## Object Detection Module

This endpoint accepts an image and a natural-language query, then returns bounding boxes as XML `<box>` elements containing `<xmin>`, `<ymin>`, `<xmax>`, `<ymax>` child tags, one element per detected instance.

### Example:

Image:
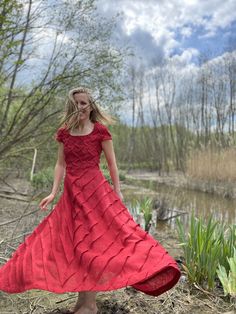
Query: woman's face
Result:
<box><xmin>73</xmin><ymin>92</ymin><xmax>92</xmax><ymax>121</ymax></box>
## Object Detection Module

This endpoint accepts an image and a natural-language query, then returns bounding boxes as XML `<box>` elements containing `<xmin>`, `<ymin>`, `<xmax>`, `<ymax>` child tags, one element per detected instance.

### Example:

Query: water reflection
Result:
<box><xmin>122</xmin><ymin>182</ymin><xmax>236</xmax><ymax>231</ymax></box>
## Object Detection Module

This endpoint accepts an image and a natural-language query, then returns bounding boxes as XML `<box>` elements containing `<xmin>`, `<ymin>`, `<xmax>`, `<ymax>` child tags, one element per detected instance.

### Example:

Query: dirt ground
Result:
<box><xmin>0</xmin><ymin>280</ymin><xmax>234</xmax><ymax>314</ymax></box>
<box><xmin>0</xmin><ymin>178</ymin><xmax>235</xmax><ymax>314</ymax></box>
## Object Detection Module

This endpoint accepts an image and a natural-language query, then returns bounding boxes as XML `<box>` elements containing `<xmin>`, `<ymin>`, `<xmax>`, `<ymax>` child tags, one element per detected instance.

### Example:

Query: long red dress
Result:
<box><xmin>0</xmin><ymin>121</ymin><xmax>180</xmax><ymax>296</ymax></box>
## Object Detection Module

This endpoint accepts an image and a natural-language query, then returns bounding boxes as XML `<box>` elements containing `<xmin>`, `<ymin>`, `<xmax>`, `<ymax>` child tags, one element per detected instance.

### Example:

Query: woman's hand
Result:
<box><xmin>115</xmin><ymin>189</ymin><xmax>124</xmax><ymax>201</ymax></box>
<box><xmin>39</xmin><ymin>193</ymin><xmax>55</xmax><ymax>211</ymax></box>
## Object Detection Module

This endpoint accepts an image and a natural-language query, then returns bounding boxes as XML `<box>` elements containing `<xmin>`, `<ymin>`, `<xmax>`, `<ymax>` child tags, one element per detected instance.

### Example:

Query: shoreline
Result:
<box><xmin>124</xmin><ymin>169</ymin><xmax>236</xmax><ymax>199</ymax></box>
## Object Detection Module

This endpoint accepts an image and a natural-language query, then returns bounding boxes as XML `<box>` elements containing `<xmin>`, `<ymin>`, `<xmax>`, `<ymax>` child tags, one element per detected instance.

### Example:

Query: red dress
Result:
<box><xmin>0</xmin><ymin>121</ymin><xmax>180</xmax><ymax>296</ymax></box>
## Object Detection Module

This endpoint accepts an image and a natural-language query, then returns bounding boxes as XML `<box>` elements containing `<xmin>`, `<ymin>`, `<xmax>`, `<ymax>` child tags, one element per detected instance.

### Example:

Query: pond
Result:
<box><xmin>122</xmin><ymin>180</ymin><xmax>236</xmax><ymax>232</ymax></box>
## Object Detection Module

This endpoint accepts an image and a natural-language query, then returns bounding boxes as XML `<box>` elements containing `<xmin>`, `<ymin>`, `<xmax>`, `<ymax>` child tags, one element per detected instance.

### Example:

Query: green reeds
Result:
<box><xmin>177</xmin><ymin>212</ymin><xmax>236</xmax><ymax>291</ymax></box>
<box><xmin>220</xmin><ymin>224</ymin><xmax>236</xmax><ymax>272</ymax></box>
<box><xmin>139</xmin><ymin>197</ymin><xmax>153</xmax><ymax>231</ymax></box>
<box><xmin>130</xmin><ymin>197</ymin><xmax>153</xmax><ymax>231</ymax></box>
<box><xmin>217</xmin><ymin>248</ymin><xmax>236</xmax><ymax>298</ymax></box>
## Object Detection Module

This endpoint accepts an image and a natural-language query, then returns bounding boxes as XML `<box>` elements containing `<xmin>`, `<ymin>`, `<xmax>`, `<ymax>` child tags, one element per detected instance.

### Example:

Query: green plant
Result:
<box><xmin>100</xmin><ymin>163</ymin><xmax>126</xmax><ymax>183</ymax></box>
<box><xmin>31</xmin><ymin>167</ymin><xmax>54</xmax><ymax>190</ymax></box>
<box><xmin>130</xmin><ymin>198</ymin><xmax>153</xmax><ymax>231</ymax></box>
<box><xmin>177</xmin><ymin>213</ymin><xmax>223</xmax><ymax>290</ymax></box>
<box><xmin>217</xmin><ymin>247</ymin><xmax>236</xmax><ymax>298</ymax></box>
<box><xmin>139</xmin><ymin>197</ymin><xmax>153</xmax><ymax>231</ymax></box>
<box><xmin>129</xmin><ymin>199</ymin><xmax>141</xmax><ymax>219</ymax></box>
<box><xmin>100</xmin><ymin>163</ymin><xmax>112</xmax><ymax>183</ymax></box>
<box><xmin>220</xmin><ymin>225</ymin><xmax>236</xmax><ymax>272</ymax></box>
<box><xmin>119</xmin><ymin>170</ymin><xmax>126</xmax><ymax>181</ymax></box>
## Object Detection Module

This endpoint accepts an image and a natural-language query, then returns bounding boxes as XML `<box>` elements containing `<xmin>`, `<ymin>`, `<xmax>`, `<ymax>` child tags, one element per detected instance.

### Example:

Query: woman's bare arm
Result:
<box><xmin>102</xmin><ymin>140</ymin><xmax>123</xmax><ymax>200</ymax></box>
<box><xmin>39</xmin><ymin>143</ymin><xmax>66</xmax><ymax>210</ymax></box>
<box><xmin>51</xmin><ymin>142</ymin><xmax>66</xmax><ymax>196</ymax></box>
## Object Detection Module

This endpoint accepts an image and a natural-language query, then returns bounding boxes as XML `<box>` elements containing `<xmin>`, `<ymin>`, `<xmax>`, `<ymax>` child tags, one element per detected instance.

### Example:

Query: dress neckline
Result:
<box><xmin>67</xmin><ymin>122</ymin><xmax>97</xmax><ymax>137</ymax></box>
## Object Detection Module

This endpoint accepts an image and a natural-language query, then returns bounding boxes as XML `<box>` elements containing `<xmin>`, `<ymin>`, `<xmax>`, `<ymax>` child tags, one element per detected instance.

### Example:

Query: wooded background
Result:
<box><xmin>1</xmin><ymin>0</ymin><xmax>236</xmax><ymax>182</ymax></box>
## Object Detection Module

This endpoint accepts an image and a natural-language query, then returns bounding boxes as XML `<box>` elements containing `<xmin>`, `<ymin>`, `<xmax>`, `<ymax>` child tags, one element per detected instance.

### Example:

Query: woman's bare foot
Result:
<box><xmin>70</xmin><ymin>300</ymin><xmax>83</xmax><ymax>313</ymax></box>
<box><xmin>74</xmin><ymin>304</ymin><xmax>98</xmax><ymax>314</ymax></box>
<box><xmin>69</xmin><ymin>292</ymin><xmax>86</xmax><ymax>313</ymax></box>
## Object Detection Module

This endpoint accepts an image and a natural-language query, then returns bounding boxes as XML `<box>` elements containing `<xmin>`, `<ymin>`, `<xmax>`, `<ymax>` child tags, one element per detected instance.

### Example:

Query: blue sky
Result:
<box><xmin>97</xmin><ymin>0</ymin><xmax>236</xmax><ymax>66</ymax></box>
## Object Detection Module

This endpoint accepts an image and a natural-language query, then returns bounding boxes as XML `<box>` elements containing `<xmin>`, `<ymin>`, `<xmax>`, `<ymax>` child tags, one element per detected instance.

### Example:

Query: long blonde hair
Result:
<box><xmin>59</xmin><ymin>87</ymin><xmax>116</xmax><ymax>131</ymax></box>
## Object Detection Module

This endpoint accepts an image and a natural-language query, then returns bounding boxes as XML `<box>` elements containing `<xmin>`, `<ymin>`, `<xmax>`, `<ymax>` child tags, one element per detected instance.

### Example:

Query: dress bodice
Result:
<box><xmin>55</xmin><ymin>121</ymin><xmax>112</xmax><ymax>172</ymax></box>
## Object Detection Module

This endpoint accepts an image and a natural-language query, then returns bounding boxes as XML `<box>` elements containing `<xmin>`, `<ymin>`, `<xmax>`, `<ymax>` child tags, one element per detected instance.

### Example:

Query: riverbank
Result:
<box><xmin>125</xmin><ymin>169</ymin><xmax>236</xmax><ymax>199</ymax></box>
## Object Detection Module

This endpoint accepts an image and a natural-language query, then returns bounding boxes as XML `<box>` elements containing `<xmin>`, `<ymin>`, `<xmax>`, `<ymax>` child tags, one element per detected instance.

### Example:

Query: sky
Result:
<box><xmin>18</xmin><ymin>0</ymin><xmax>236</xmax><ymax>125</ymax></box>
<box><xmin>21</xmin><ymin>0</ymin><xmax>236</xmax><ymax>84</ymax></box>
<box><xmin>94</xmin><ymin>0</ymin><xmax>236</xmax><ymax>124</ymax></box>
<box><xmin>97</xmin><ymin>0</ymin><xmax>236</xmax><ymax>67</ymax></box>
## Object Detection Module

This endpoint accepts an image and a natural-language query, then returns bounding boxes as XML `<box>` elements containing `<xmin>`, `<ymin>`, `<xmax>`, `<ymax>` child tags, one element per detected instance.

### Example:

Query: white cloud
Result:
<box><xmin>204</xmin><ymin>1</ymin><xmax>236</xmax><ymax>36</ymax></box>
<box><xmin>180</xmin><ymin>26</ymin><xmax>192</xmax><ymax>38</ymax></box>
<box><xmin>171</xmin><ymin>48</ymin><xmax>200</xmax><ymax>65</ymax></box>
<box><xmin>98</xmin><ymin>0</ymin><xmax>236</xmax><ymax>59</ymax></box>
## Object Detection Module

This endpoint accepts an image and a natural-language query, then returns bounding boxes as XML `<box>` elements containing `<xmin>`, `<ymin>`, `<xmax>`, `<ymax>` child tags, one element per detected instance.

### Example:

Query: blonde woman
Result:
<box><xmin>0</xmin><ymin>87</ymin><xmax>181</xmax><ymax>314</ymax></box>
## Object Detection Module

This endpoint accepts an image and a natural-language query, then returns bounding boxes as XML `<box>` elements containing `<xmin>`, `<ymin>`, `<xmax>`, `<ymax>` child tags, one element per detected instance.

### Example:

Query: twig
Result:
<box><xmin>55</xmin><ymin>296</ymin><xmax>77</xmax><ymax>304</ymax></box>
<box><xmin>4</xmin><ymin>232</ymin><xmax>31</xmax><ymax>242</ymax></box>
<box><xmin>6</xmin><ymin>244</ymin><xmax>17</xmax><ymax>251</ymax></box>
<box><xmin>0</xmin><ymin>208</ymin><xmax>40</xmax><ymax>226</ymax></box>
<box><xmin>0</xmin><ymin>256</ymin><xmax>9</xmax><ymax>262</ymax></box>
<box><xmin>0</xmin><ymin>193</ymin><xmax>30</xmax><ymax>202</ymax></box>
<box><xmin>0</xmin><ymin>177</ymin><xmax>18</xmax><ymax>192</ymax></box>
<box><xmin>160</xmin><ymin>212</ymin><xmax>188</xmax><ymax>221</ymax></box>
<box><xmin>193</xmin><ymin>283</ymin><xmax>222</xmax><ymax>298</ymax></box>
<box><xmin>0</xmin><ymin>188</ymin><xmax>29</xmax><ymax>196</ymax></box>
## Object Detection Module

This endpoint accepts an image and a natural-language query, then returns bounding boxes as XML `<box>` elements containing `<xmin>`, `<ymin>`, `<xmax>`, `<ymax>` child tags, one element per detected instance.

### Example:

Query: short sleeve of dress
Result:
<box><xmin>99</xmin><ymin>124</ymin><xmax>112</xmax><ymax>141</ymax></box>
<box><xmin>54</xmin><ymin>128</ymin><xmax>65</xmax><ymax>143</ymax></box>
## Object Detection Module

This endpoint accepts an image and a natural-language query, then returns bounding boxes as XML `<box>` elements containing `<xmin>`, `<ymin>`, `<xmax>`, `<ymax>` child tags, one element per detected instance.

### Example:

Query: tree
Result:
<box><xmin>0</xmin><ymin>0</ymin><xmax>125</xmax><ymax>164</ymax></box>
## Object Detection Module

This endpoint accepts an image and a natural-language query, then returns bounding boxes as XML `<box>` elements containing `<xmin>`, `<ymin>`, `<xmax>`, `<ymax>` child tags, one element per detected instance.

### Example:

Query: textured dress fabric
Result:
<box><xmin>0</xmin><ymin>121</ymin><xmax>181</xmax><ymax>296</ymax></box>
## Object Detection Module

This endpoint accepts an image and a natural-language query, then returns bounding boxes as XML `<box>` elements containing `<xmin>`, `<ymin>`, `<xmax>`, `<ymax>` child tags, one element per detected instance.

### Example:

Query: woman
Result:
<box><xmin>0</xmin><ymin>87</ymin><xmax>181</xmax><ymax>314</ymax></box>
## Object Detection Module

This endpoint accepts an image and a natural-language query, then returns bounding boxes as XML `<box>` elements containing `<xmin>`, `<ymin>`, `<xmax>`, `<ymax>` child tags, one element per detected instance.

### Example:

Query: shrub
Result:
<box><xmin>31</xmin><ymin>167</ymin><xmax>54</xmax><ymax>190</ymax></box>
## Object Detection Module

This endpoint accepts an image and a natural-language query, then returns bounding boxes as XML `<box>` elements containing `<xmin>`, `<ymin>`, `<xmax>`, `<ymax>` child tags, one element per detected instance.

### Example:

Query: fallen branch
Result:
<box><xmin>158</xmin><ymin>212</ymin><xmax>188</xmax><ymax>221</ymax></box>
<box><xmin>0</xmin><ymin>192</ymin><xmax>31</xmax><ymax>202</ymax></box>
<box><xmin>4</xmin><ymin>232</ymin><xmax>31</xmax><ymax>242</ymax></box>
<box><xmin>0</xmin><ymin>208</ymin><xmax>40</xmax><ymax>226</ymax></box>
